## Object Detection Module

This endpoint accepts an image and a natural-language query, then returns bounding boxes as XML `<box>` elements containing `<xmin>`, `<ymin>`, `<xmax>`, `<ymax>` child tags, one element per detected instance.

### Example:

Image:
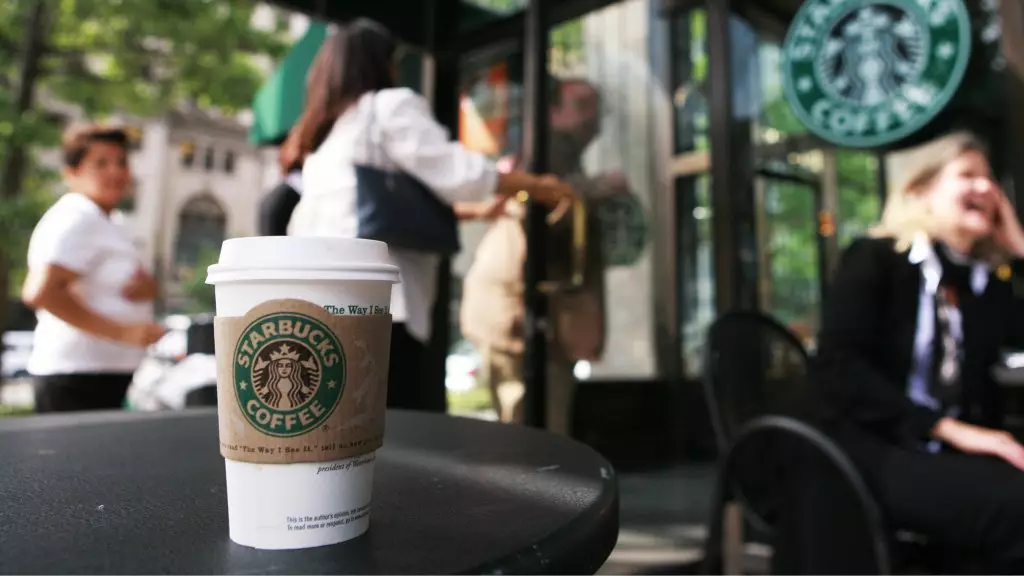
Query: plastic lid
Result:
<box><xmin>206</xmin><ymin>237</ymin><xmax>401</xmax><ymax>285</ymax></box>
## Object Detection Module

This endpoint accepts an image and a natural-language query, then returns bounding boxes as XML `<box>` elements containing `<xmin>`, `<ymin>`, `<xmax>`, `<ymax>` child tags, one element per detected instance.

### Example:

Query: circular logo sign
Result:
<box><xmin>782</xmin><ymin>0</ymin><xmax>971</xmax><ymax>148</ymax></box>
<box><xmin>233</xmin><ymin>312</ymin><xmax>346</xmax><ymax>437</ymax></box>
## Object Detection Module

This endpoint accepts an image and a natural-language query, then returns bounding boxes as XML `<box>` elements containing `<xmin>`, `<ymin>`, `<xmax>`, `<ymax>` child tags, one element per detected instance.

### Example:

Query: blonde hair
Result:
<box><xmin>869</xmin><ymin>131</ymin><xmax>1007</xmax><ymax>265</ymax></box>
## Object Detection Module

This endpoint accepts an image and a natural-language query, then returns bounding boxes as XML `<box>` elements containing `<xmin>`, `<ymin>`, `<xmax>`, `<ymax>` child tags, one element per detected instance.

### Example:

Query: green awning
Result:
<box><xmin>249</xmin><ymin>21</ymin><xmax>327</xmax><ymax>146</ymax></box>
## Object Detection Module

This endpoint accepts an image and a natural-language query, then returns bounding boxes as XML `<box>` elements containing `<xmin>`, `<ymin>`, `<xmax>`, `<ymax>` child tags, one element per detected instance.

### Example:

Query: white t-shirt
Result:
<box><xmin>26</xmin><ymin>193</ymin><xmax>154</xmax><ymax>375</ymax></box>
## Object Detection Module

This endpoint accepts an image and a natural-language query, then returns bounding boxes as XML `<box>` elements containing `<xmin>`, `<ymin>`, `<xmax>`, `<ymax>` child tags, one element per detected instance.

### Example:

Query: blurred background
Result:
<box><xmin>0</xmin><ymin>0</ymin><xmax>1019</xmax><ymax>572</ymax></box>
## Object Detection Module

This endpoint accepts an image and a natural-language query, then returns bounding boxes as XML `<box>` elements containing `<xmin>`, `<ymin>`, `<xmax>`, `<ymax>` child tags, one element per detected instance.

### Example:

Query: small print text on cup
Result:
<box><xmin>286</xmin><ymin>504</ymin><xmax>370</xmax><ymax>532</ymax></box>
<box><xmin>322</xmin><ymin>304</ymin><xmax>390</xmax><ymax>315</ymax></box>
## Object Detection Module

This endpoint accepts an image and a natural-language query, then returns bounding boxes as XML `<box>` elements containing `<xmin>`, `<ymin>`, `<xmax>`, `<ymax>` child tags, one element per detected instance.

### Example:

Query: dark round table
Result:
<box><xmin>0</xmin><ymin>409</ymin><xmax>618</xmax><ymax>574</ymax></box>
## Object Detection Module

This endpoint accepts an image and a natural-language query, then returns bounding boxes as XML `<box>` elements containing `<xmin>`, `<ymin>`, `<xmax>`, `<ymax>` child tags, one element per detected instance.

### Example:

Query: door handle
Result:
<box><xmin>538</xmin><ymin>198</ymin><xmax>587</xmax><ymax>294</ymax></box>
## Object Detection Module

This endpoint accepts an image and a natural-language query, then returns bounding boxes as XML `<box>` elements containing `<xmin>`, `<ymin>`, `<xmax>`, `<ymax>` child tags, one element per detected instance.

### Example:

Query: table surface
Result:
<box><xmin>0</xmin><ymin>409</ymin><xmax>619</xmax><ymax>574</ymax></box>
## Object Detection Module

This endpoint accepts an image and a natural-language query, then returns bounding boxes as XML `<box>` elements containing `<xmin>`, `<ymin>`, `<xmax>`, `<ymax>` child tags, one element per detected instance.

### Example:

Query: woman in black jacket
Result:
<box><xmin>818</xmin><ymin>132</ymin><xmax>1024</xmax><ymax>571</ymax></box>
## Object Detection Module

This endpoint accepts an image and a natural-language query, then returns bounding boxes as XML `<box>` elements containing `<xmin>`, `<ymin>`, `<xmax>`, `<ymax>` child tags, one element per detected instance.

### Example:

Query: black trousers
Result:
<box><xmin>33</xmin><ymin>373</ymin><xmax>133</xmax><ymax>413</ymax></box>
<box><xmin>829</xmin><ymin>428</ymin><xmax>1024</xmax><ymax>574</ymax></box>
<box><xmin>386</xmin><ymin>323</ymin><xmax>445</xmax><ymax>412</ymax></box>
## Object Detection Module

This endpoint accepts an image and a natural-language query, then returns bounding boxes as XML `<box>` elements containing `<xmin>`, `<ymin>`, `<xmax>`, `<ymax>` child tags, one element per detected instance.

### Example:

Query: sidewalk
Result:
<box><xmin>0</xmin><ymin>378</ymin><xmax>33</xmax><ymax>408</ymax></box>
<box><xmin>598</xmin><ymin>465</ymin><xmax>712</xmax><ymax>574</ymax></box>
<box><xmin>599</xmin><ymin>464</ymin><xmax>771</xmax><ymax>575</ymax></box>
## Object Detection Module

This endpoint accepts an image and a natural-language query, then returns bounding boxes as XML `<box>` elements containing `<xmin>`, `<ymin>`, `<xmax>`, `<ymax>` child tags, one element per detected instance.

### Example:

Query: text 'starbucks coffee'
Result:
<box><xmin>206</xmin><ymin>237</ymin><xmax>399</xmax><ymax>550</ymax></box>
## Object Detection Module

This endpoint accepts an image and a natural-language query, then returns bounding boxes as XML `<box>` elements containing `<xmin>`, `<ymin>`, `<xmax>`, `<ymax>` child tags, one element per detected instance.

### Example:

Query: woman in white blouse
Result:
<box><xmin>21</xmin><ymin>124</ymin><xmax>166</xmax><ymax>412</ymax></box>
<box><xmin>288</xmin><ymin>19</ymin><xmax>574</xmax><ymax>412</ymax></box>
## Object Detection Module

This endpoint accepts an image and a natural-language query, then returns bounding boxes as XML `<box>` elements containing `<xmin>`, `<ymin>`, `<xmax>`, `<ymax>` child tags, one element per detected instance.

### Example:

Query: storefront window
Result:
<box><xmin>669</xmin><ymin>8</ymin><xmax>715</xmax><ymax>378</ymax></box>
<box><xmin>836</xmin><ymin>150</ymin><xmax>882</xmax><ymax>248</ymax></box>
<box><xmin>454</xmin><ymin>42</ymin><xmax>523</xmax><ymax>352</ymax></box>
<box><xmin>679</xmin><ymin>174</ymin><xmax>714</xmax><ymax>378</ymax></box>
<box><xmin>740</xmin><ymin>12</ymin><xmax>881</xmax><ymax>344</ymax></box>
<box><xmin>460</xmin><ymin>0</ymin><xmax>527</xmax><ymax>31</ymax></box>
<box><xmin>670</xmin><ymin>10</ymin><xmax>710</xmax><ymax>153</ymax></box>
<box><xmin>545</xmin><ymin>0</ymin><xmax>662</xmax><ymax>380</ymax></box>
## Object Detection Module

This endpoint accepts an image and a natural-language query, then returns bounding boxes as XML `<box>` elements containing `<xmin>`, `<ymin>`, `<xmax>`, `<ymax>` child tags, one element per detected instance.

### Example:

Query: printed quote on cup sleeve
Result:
<box><xmin>214</xmin><ymin>299</ymin><xmax>392</xmax><ymax>465</ymax></box>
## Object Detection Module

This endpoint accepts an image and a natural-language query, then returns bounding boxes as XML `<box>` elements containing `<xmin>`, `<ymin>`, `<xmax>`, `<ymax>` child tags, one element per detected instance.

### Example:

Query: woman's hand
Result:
<box><xmin>530</xmin><ymin>174</ymin><xmax>577</xmax><ymax>208</ymax></box>
<box><xmin>993</xmin><ymin>190</ymin><xmax>1024</xmax><ymax>258</ymax></box>
<box><xmin>453</xmin><ymin>198</ymin><xmax>508</xmax><ymax>221</ymax></box>
<box><xmin>119</xmin><ymin>322</ymin><xmax>167</xmax><ymax>348</ymax></box>
<box><xmin>933</xmin><ymin>417</ymin><xmax>1024</xmax><ymax>470</ymax></box>
<box><xmin>121</xmin><ymin>266</ymin><xmax>158</xmax><ymax>302</ymax></box>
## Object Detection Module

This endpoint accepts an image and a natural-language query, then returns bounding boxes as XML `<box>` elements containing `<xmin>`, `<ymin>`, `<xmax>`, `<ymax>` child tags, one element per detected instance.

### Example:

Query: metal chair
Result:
<box><xmin>702</xmin><ymin>310</ymin><xmax>814</xmax><ymax>454</ymax></box>
<box><xmin>700</xmin><ymin>312</ymin><xmax>948</xmax><ymax>574</ymax></box>
<box><xmin>700</xmin><ymin>311</ymin><xmax>817</xmax><ymax>573</ymax></box>
<box><xmin>702</xmin><ymin>415</ymin><xmax>892</xmax><ymax>574</ymax></box>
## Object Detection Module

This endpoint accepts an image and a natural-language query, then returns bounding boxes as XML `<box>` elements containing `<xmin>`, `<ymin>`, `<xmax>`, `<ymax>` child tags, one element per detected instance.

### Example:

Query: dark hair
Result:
<box><xmin>62</xmin><ymin>124</ymin><xmax>129</xmax><ymax>168</ymax></box>
<box><xmin>293</xmin><ymin>18</ymin><xmax>397</xmax><ymax>160</ymax></box>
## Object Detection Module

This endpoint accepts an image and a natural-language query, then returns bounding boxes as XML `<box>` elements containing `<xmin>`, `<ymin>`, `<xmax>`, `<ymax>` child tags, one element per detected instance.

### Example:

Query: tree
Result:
<box><xmin>178</xmin><ymin>247</ymin><xmax>219</xmax><ymax>314</ymax></box>
<box><xmin>0</xmin><ymin>0</ymin><xmax>289</xmax><ymax>373</ymax></box>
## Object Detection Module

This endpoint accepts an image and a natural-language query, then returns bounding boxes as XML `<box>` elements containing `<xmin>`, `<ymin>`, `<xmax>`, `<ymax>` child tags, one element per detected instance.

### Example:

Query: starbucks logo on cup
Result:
<box><xmin>233</xmin><ymin>311</ymin><xmax>346</xmax><ymax>437</ymax></box>
<box><xmin>782</xmin><ymin>0</ymin><xmax>971</xmax><ymax>148</ymax></box>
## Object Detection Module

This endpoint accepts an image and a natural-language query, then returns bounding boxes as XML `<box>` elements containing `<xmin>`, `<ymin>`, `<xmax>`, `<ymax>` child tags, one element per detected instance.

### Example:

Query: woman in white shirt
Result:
<box><xmin>287</xmin><ymin>19</ymin><xmax>575</xmax><ymax>412</ymax></box>
<box><xmin>21</xmin><ymin>125</ymin><xmax>166</xmax><ymax>412</ymax></box>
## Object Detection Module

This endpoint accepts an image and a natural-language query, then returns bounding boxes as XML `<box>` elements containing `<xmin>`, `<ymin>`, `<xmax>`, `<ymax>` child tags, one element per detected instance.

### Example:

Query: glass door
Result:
<box><xmin>450</xmin><ymin>42</ymin><xmax>524</xmax><ymax>418</ymax></box>
<box><xmin>754</xmin><ymin>171</ymin><xmax>826</xmax><ymax>349</ymax></box>
<box><xmin>542</xmin><ymin>1</ymin><xmax>663</xmax><ymax>381</ymax></box>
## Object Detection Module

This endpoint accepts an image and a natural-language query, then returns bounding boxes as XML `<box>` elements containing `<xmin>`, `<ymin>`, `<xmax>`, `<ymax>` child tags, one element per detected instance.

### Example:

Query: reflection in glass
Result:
<box><xmin>669</xmin><ymin>8</ymin><xmax>714</xmax><ymax>378</ymax></box>
<box><xmin>679</xmin><ymin>175</ymin><xmax>715</xmax><ymax>378</ymax></box>
<box><xmin>460</xmin><ymin>0</ymin><xmax>527</xmax><ymax>31</ymax></box>
<box><xmin>545</xmin><ymin>0</ymin><xmax>668</xmax><ymax>379</ymax></box>
<box><xmin>755</xmin><ymin>178</ymin><xmax>821</xmax><ymax>347</ymax></box>
<box><xmin>757</xmin><ymin>41</ymin><xmax>807</xmax><ymax>142</ymax></box>
<box><xmin>670</xmin><ymin>10</ymin><xmax>710</xmax><ymax>153</ymax></box>
<box><xmin>744</xmin><ymin>15</ymin><xmax>881</xmax><ymax>345</ymax></box>
<box><xmin>453</xmin><ymin>44</ymin><xmax>523</xmax><ymax>354</ymax></box>
<box><xmin>836</xmin><ymin>150</ymin><xmax>881</xmax><ymax>248</ymax></box>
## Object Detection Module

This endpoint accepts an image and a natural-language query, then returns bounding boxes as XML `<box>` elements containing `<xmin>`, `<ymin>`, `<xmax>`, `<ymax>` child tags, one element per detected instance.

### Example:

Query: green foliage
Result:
<box><xmin>0</xmin><ymin>0</ymin><xmax>289</xmax><ymax>296</ymax></box>
<box><xmin>39</xmin><ymin>0</ymin><xmax>289</xmax><ymax>116</ymax></box>
<box><xmin>177</xmin><ymin>245</ymin><xmax>219</xmax><ymax>314</ymax></box>
<box><xmin>0</xmin><ymin>404</ymin><xmax>34</xmax><ymax>417</ymax></box>
<box><xmin>447</xmin><ymin>385</ymin><xmax>492</xmax><ymax>415</ymax></box>
<box><xmin>758</xmin><ymin>95</ymin><xmax>881</xmax><ymax>329</ymax></box>
<box><xmin>2</xmin><ymin>170</ymin><xmax>60</xmax><ymax>298</ymax></box>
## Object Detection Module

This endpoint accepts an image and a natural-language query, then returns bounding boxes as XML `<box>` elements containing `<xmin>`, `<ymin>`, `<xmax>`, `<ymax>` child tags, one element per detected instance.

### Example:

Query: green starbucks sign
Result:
<box><xmin>782</xmin><ymin>0</ymin><xmax>972</xmax><ymax>148</ymax></box>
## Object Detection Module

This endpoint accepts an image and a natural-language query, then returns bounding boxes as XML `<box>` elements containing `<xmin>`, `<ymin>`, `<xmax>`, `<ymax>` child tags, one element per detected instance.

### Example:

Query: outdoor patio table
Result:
<box><xmin>0</xmin><ymin>408</ymin><xmax>619</xmax><ymax>574</ymax></box>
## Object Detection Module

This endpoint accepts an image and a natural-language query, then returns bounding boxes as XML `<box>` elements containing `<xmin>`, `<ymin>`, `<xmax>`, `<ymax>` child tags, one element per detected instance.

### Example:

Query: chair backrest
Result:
<box><xmin>703</xmin><ymin>311</ymin><xmax>812</xmax><ymax>453</ymax></box>
<box><xmin>722</xmin><ymin>415</ymin><xmax>891</xmax><ymax>575</ymax></box>
<box><xmin>186</xmin><ymin>315</ymin><xmax>216</xmax><ymax>356</ymax></box>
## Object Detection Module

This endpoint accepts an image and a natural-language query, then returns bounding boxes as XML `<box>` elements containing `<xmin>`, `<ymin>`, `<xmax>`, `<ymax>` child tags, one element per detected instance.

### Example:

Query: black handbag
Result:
<box><xmin>354</xmin><ymin>93</ymin><xmax>460</xmax><ymax>255</ymax></box>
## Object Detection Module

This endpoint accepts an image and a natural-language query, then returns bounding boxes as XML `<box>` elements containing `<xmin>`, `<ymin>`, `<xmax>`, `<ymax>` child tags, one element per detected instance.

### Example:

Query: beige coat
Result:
<box><xmin>460</xmin><ymin>174</ymin><xmax>609</xmax><ymax>361</ymax></box>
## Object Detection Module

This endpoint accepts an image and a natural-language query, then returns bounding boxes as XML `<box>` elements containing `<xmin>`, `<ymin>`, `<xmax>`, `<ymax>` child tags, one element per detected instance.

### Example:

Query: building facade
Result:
<box><xmin>121</xmin><ymin>111</ymin><xmax>272</xmax><ymax>311</ymax></box>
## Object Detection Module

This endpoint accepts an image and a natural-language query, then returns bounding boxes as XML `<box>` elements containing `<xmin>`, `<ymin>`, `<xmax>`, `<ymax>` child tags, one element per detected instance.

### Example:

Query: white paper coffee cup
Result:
<box><xmin>206</xmin><ymin>236</ymin><xmax>400</xmax><ymax>550</ymax></box>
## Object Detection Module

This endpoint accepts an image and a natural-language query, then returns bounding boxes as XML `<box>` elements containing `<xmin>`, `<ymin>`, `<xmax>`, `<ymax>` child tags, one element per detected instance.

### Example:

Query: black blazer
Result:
<box><xmin>816</xmin><ymin>236</ymin><xmax>1024</xmax><ymax>447</ymax></box>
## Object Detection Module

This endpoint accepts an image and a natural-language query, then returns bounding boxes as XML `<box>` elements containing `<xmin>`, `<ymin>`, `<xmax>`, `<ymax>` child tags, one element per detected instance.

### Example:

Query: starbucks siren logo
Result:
<box><xmin>782</xmin><ymin>0</ymin><xmax>971</xmax><ymax>148</ymax></box>
<box><xmin>234</xmin><ymin>311</ymin><xmax>346</xmax><ymax>437</ymax></box>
